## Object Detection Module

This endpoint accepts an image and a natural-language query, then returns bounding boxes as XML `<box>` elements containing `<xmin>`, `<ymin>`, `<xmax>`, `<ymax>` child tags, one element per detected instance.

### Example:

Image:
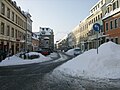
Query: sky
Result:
<box><xmin>14</xmin><ymin>0</ymin><xmax>98</xmax><ymax>42</ymax></box>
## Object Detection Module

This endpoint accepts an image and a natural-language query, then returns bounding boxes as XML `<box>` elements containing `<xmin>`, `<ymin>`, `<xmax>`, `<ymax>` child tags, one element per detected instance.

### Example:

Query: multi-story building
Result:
<box><xmin>67</xmin><ymin>0</ymin><xmax>113</xmax><ymax>52</ymax></box>
<box><xmin>103</xmin><ymin>0</ymin><xmax>120</xmax><ymax>44</ymax></box>
<box><xmin>86</xmin><ymin>0</ymin><xmax>112</xmax><ymax>50</ymax></box>
<box><xmin>0</xmin><ymin>0</ymin><xmax>32</xmax><ymax>56</ymax></box>
<box><xmin>32</xmin><ymin>32</ymin><xmax>39</xmax><ymax>51</ymax></box>
<box><xmin>39</xmin><ymin>27</ymin><xmax>54</xmax><ymax>50</ymax></box>
<box><xmin>25</xmin><ymin>12</ymin><xmax>33</xmax><ymax>51</ymax></box>
<box><xmin>67</xmin><ymin>32</ymin><xmax>76</xmax><ymax>48</ymax></box>
<box><xmin>56</xmin><ymin>35</ymin><xmax>68</xmax><ymax>51</ymax></box>
<box><xmin>72</xmin><ymin>0</ymin><xmax>112</xmax><ymax>51</ymax></box>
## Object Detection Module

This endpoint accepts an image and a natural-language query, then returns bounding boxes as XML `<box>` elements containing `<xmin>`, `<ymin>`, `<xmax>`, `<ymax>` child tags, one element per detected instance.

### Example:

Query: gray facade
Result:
<box><xmin>39</xmin><ymin>27</ymin><xmax>54</xmax><ymax>50</ymax></box>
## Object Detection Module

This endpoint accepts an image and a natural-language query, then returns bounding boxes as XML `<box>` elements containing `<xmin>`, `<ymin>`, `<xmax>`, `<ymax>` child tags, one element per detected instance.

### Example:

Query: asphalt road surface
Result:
<box><xmin>0</xmin><ymin>52</ymin><xmax>76</xmax><ymax>90</ymax></box>
<box><xmin>0</xmin><ymin>52</ymin><xmax>120</xmax><ymax>90</ymax></box>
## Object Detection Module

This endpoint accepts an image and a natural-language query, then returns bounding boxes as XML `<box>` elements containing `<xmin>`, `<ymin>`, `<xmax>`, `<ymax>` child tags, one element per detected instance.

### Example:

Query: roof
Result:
<box><xmin>102</xmin><ymin>8</ymin><xmax>120</xmax><ymax>20</ymax></box>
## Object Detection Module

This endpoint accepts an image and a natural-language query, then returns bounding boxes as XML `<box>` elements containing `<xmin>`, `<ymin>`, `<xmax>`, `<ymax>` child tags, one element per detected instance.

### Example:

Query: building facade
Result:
<box><xmin>25</xmin><ymin>12</ymin><xmax>33</xmax><ymax>51</ymax></box>
<box><xmin>103</xmin><ymin>0</ymin><xmax>120</xmax><ymax>44</ymax></box>
<box><xmin>0</xmin><ymin>0</ymin><xmax>32</xmax><ymax>56</ymax></box>
<box><xmin>39</xmin><ymin>27</ymin><xmax>54</xmax><ymax>50</ymax></box>
<box><xmin>32</xmin><ymin>32</ymin><xmax>39</xmax><ymax>51</ymax></box>
<box><xmin>71</xmin><ymin>0</ymin><xmax>112</xmax><ymax>51</ymax></box>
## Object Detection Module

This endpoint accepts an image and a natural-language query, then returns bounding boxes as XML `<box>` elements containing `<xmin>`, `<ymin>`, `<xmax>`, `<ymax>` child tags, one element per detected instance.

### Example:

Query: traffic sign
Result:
<box><xmin>93</xmin><ymin>23</ymin><xmax>101</xmax><ymax>32</ymax></box>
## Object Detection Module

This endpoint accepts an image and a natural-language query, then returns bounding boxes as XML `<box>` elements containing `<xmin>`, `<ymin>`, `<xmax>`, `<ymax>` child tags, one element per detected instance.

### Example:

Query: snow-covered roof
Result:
<box><xmin>44</xmin><ymin>37</ymin><xmax>49</xmax><ymax>40</ymax></box>
<box><xmin>34</xmin><ymin>32</ymin><xmax>40</xmax><ymax>36</ymax></box>
<box><xmin>32</xmin><ymin>32</ymin><xmax>39</xmax><ymax>40</ymax></box>
<box><xmin>102</xmin><ymin>8</ymin><xmax>120</xmax><ymax>20</ymax></box>
<box><xmin>58</xmin><ymin>34</ymin><xmax>68</xmax><ymax>43</ymax></box>
<box><xmin>40</xmin><ymin>27</ymin><xmax>53</xmax><ymax>35</ymax></box>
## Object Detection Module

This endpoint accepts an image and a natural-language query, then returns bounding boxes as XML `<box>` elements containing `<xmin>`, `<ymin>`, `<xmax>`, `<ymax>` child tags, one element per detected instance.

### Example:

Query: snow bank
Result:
<box><xmin>55</xmin><ymin>41</ymin><xmax>120</xmax><ymax>79</ymax></box>
<box><xmin>0</xmin><ymin>52</ymin><xmax>51</xmax><ymax>66</ymax></box>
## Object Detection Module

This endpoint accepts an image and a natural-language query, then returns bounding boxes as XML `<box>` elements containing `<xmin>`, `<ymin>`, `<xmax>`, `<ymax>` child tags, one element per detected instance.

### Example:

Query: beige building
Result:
<box><xmin>72</xmin><ymin>0</ymin><xmax>112</xmax><ymax>51</ymax></box>
<box><xmin>0</xmin><ymin>0</ymin><xmax>28</xmax><ymax>55</ymax></box>
<box><xmin>87</xmin><ymin>0</ymin><xmax>111</xmax><ymax>49</ymax></box>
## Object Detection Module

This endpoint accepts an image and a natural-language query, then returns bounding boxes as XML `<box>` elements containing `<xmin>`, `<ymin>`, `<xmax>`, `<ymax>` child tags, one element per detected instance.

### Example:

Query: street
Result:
<box><xmin>0</xmin><ymin>52</ymin><xmax>74</xmax><ymax>90</ymax></box>
<box><xmin>0</xmin><ymin>52</ymin><xmax>120</xmax><ymax>90</ymax></box>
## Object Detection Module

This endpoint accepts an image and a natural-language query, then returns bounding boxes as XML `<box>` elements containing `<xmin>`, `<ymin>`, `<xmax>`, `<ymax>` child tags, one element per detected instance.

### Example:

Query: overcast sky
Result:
<box><xmin>14</xmin><ymin>0</ymin><xmax>98</xmax><ymax>42</ymax></box>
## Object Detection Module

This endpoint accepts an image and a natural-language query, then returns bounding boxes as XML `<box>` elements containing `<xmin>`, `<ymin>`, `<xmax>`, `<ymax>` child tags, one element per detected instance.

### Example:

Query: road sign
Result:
<box><xmin>93</xmin><ymin>23</ymin><xmax>101</xmax><ymax>32</ymax></box>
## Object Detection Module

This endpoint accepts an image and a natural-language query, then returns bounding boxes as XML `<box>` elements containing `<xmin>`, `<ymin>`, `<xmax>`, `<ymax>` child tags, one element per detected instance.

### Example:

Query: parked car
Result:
<box><xmin>35</xmin><ymin>48</ymin><xmax>51</xmax><ymax>56</ymax></box>
<box><xmin>74</xmin><ymin>48</ymin><xmax>81</xmax><ymax>56</ymax></box>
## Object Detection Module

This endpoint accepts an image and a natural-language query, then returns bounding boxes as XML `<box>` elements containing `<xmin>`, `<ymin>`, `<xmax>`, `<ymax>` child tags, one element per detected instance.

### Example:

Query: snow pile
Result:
<box><xmin>0</xmin><ymin>52</ymin><xmax>51</xmax><ymax>66</ymax></box>
<box><xmin>55</xmin><ymin>41</ymin><xmax>120</xmax><ymax>79</ymax></box>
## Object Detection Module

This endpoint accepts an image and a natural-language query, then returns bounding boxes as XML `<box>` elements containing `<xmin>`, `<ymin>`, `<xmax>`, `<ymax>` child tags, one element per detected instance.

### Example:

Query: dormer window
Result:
<box><xmin>113</xmin><ymin>0</ymin><xmax>119</xmax><ymax>11</ymax></box>
<box><xmin>107</xmin><ymin>7</ymin><xmax>109</xmax><ymax>13</ymax></box>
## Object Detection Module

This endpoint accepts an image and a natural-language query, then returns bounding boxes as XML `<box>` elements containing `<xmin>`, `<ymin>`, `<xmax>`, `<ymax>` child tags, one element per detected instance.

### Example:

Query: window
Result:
<box><xmin>101</xmin><ymin>0</ymin><xmax>103</xmax><ymax>5</ymax></box>
<box><xmin>12</xmin><ymin>12</ymin><xmax>14</xmax><ymax>21</ymax></box>
<box><xmin>7</xmin><ymin>25</ymin><xmax>10</xmax><ymax>36</ymax></box>
<box><xmin>15</xmin><ymin>29</ymin><xmax>17</xmax><ymax>38</ymax></box>
<box><xmin>7</xmin><ymin>8</ymin><xmax>10</xmax><ymax>18</ymax></box>
<box><xmin>1</xmin><ymin>22</ymin><xmax>4</xmax><ymax>35</ymax></box>
<box><xmin>96</xmin><ymin>17</ymin><xmax>97</xmax><ymax>21</ymax></box>
<box><xmin>114</xmin><ymin>19</ymin><xmax>118</xmax><ymax>28</ymax></box>
<box><xmin>106</xmin><ymin>23</ymin><xmax>108</xmax><ymax>31</ymax></box>
<box><xmin>100</xmin><ymin>13</ymin><xmax>102</xmax><ymax>18</ymax></box>
<box><xmin>117</xmin><ymin>0</ymin><xmax>119</xmax><ymax>8</ymax></box>
<box><xmin>98</xmin><ymin>15</ymin><xmax>100</xmax><ymax>20</ymax></box>
<box><xmin>1</xmin><ymin>3</ymin><xmax>5</xmax><ymax>15</ymax></box>
<box><xmin>110</xmin><ymin>21</ymin><xmax>113</xmax><ymax>29</ymax></box>
<box><xmin>98</xmin><ymin>4</ymin><xmax>99</xmax><ymax>8</ymax></box>
<box><xmin>94</xmin><ymin>18</ymin><xmax>95</xmax><ymax>22</ymax></box>
<box><xmin>119</xmin><ymin>18</ymin><xmax>120</xmax><ymax>27</ymax></box>
<box><xmin>107</xmin><ymin>7</ymin><xmax>110</xmax><ymax>13</ymax></box>
<box><xmin>16</xmin><ymin>15</ymin><xmax>18</xmax><ymax>23</ymax></box>
<box><xmin>113</xmin><ymin>2</ymin><xmax>116</xmax><ymax>10</ymax></box>
<box><xmin>11</xmin><ymin>28</ymin><xmax>14</xmax><ymax>37</ymax></box>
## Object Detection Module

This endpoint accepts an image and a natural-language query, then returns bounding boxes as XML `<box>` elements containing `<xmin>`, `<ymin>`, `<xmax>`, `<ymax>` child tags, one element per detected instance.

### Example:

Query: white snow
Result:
<box><xmin>0</xmin><ymin>52</ymin><xmax>52</xmax><ymax>66</ymax></box>
<box><xmin>102</xmin><ymin>7</ymin><xmax>120</xmax><ymax>20</ymax></box>
<box><xmin>54</xmin><ymin>41</ymin><xmax>120</xmax><ymax>79</ymax></box>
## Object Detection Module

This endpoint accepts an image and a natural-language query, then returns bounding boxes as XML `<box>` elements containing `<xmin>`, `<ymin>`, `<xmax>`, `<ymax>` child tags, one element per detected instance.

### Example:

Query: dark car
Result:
<box><xmin>74</xmin><ymin>48</ymin><xmax>82</xmax><ymax>56</ymax></box>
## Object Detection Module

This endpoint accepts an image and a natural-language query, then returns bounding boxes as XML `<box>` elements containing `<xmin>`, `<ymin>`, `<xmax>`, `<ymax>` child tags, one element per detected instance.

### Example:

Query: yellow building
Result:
<box><xmin>0</xmin><ymin>0</ymin><xmax>27</xmax><ymax>55</ymax></box>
